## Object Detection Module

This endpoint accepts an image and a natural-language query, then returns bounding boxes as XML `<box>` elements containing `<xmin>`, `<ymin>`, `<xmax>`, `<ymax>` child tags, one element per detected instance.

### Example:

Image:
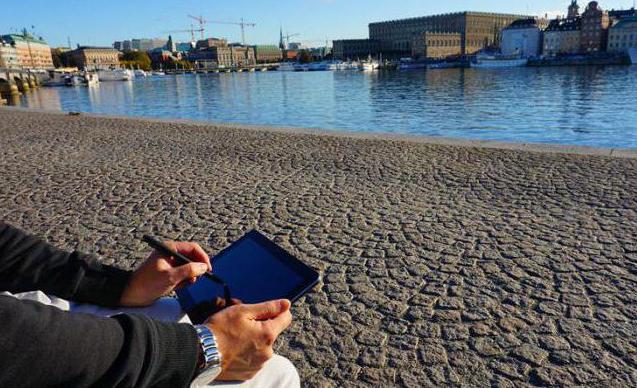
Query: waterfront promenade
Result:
<box><xmin>1</xmin><ymin>108</ymin><xmax>637</xmax><ymax>386</ymax></box>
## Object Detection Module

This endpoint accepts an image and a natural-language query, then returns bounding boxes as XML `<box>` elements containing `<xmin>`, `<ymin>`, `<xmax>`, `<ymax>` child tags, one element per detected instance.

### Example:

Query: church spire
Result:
<box><xmin>568</xmin><ymin>0</ymin><xmax>580</xmax><ymax>18</ymax></box>
<box><xmin>279</xmin><ymin>26</ymin><xmax>285</xmax><ymax>50</ymax></box>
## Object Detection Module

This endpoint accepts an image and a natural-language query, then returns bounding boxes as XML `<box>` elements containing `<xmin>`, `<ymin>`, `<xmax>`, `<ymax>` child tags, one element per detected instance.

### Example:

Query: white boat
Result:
<box><xmin>294</xmin><ymin>64</ymin><xmax>310</xmax><ymax>72</ymax></box>
<box><xmin>335</xmin><ymin>61</ymin><xmax>359</xmax><ymax>71</ymax></box>
<box><xmin>97</xmin><ymin>69</ymin><xmax>134</xmax><ymax>81</ymax></box>
<box><xmin>629</xmin><ymin>47</ymin><xmax>637</xmax><ymax>65</ymax></box>
<box><xmin>359</xmin><ymin>60</ymin><xmax>380</xmax><ymax>71</ymax></box>
<box><xmin>471</xmin><ymin>53</ymin><xmax>528</xmax><ymax>68</ymax></box>
<box><xmin>83</xmin><ymin>72</ymin><xmax>99</xmax><ymax>87</ymax></box>
<box><xmin>65</xmin><ymin>75</ymin><xmax>82</xmax><ymax>86</ymax></box>
<box><xmin>134</xmin><ymin>69</ymin><xmax>148</xmax><ymax>77</ymax></box>
<box><xmin>151</xmin><ymin>71</ymin><xmax>165</xmax><ymax>76</ymax></box>
<box><xmin>277</xmin><ymin>62</ymin><xmax>297</xmax><ymax>72</ymax></box>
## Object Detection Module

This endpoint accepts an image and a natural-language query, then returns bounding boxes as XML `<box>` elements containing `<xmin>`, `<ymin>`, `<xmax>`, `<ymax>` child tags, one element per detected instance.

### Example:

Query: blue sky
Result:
<box><xmin>2</xmin><ymin>0</ymin><xmax>635</xmax><ymax>47</ymax></box>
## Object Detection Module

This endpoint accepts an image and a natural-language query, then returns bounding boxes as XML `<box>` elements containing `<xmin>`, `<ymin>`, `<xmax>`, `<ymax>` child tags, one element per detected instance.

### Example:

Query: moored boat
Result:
<box><xmin>471</xmin><ymin>53</ymin><xmax>528</xmax><ymax>68</ymax></box>
<box><xmin>398</xmin><ymin>59</ymin><xmax>427</xmax><ymax>71</ymax></box>
<box><xmin>277</xmin><ymin>62</ymin><xmax>296</xmax><ymax>72</ymax></box>
<box><xmin>97</xmin><ymin>69</ymin><xmax>133</xmax><ymax>81</ymax></box>
<box><xmin>133</xmin><ymin>69</ymin><xmax>148</xmax><ymax>77</ymax></box>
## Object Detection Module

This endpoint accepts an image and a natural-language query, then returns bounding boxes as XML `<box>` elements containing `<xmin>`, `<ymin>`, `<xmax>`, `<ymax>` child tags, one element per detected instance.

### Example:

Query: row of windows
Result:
<box><xmin>609</xmin><ymin>34</ymin><xmax>636</xmax><ymax>40</ymax></box>
<box><xmin>609</xmin><ymin>42</ymin><xmax>636</xmax><ymax>48</ymax></box>
<box><xmin>426</xmin><ymin>40</ymin><xmax>461</xmax><ymax>47</ymax></box>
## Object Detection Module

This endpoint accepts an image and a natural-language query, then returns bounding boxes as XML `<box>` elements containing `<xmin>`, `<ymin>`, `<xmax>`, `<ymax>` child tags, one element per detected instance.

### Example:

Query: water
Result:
<box><xmin>17</xmin><ymin>66</ymin><xmax>637</xmax><ymax>148</ymax></box>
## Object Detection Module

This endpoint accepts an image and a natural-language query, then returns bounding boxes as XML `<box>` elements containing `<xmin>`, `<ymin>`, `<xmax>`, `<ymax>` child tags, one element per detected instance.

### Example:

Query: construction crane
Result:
<box><xmin>206</xmin><ymin>18</ymin><xmax>256</xmax><ymax>45</ymax></box>
<box><xmin>188</xmin><ymin>15</ymin><xmax>208</xmax><ymax>40</ymax></box>
<box><xmin>282</xmin><ymin>32</ymin><xmax>300</xmax><ymax>50</ymax></box>
<box><xmin>164</xmin><ymin>25</ymin><xmax>203</xmax><ymax>44</ymax></box>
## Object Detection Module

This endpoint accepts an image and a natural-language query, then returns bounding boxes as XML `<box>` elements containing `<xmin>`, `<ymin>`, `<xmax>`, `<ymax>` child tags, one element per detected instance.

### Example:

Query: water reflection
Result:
<box><xmin>16</xmin><ymin>67</ymin><xmax>637</xmax><ymax>148</ymax></box>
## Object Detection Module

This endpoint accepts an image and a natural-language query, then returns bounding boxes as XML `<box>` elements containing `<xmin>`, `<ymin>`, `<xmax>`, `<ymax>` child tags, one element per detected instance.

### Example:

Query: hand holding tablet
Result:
<box><xmin>145</xmin><ymin>230</ymin><xmax>320</xmax><ymax>324</ymax></box>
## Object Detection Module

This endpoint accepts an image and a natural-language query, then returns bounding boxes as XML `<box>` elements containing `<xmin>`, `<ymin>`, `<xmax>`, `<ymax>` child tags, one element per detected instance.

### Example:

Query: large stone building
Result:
<box><xmin>0</xmin><ymin>39</ymin><xmax>19</xmax><ymax>68</ymax></box>
<box><xmin>252</xmin><ymin>45</ymin><xmax>282</xmax><ymax>63</ymax></box>
<box><xmin>543</xmin><ymin>17</ymin><xmax>582</xmax><ymax>55</ymax></box>
<box><xmin>368</xmin><ymin>11</ymin><xmax>528</xmax><ymax>58</ymax></box>
<box><xmin>580</xmin><ymin>1</ymin><xmax>610</xmax><ymax>53</ymax></box>
<box><xmin>1</xmin><ymin>33</ymin><xmax>53</xmax><ymax>69</ymax></box>
<box><xmin>607</xmin><ymin>15</ymin><xmax>637</xmax><ymax>53</ymax></box>
<box><xmin>501</xmin><ymin>18</ymin><xmax>543</xmax><ymax>57</ymax></box>
<box><xmin>411</xmin><ymin>32</ymin><xmax>462</xmax><ymax>59</ymax></box>
<box><xmin>188</xmin><ymin>40</ymin><xmax>255</xmax><ymax>68</ymax></box>
<box><xmin>65</xmin><ymin>46</ymin><xmax>120</xmax><ymax>70</ymax></box>
<box><xmin>332</xmin><ymin>39</ymin><xmax>380</xmax><ymax>60</ymax></box>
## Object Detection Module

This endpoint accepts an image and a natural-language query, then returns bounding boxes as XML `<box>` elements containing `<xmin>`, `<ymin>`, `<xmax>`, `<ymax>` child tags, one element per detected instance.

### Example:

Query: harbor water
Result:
<box><xmin>16</xmin><ymin>66</ymin><xmax>637</xmax><ymax>149</ymax></box>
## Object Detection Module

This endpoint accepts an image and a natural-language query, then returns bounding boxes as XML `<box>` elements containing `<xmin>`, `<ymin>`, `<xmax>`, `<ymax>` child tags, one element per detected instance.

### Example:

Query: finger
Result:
<box><xmin>170</xmin><ymin>262</ymin><xmax>209</xmax><ymax>284</ymax></box>
<box><xmin>243</xmin><ymin>299</ymin><xmax>291</xmax><ymax>321</ymax></box>
<box><xmin>263</xmin><ymin>308</ymin><xmax>293</xmax><ymax>338</ymax></box>
<box><xmin>172</xmin><ymin>242</ymin><xmax>212</xmax><ymax>271</ymax></box>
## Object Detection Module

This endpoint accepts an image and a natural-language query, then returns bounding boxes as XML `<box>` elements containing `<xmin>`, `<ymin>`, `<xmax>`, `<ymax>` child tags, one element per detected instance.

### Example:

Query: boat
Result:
<box><xmin>97</xmin><ymin>69</ymin><xmax>134</xmax><ymax>81</ymax></box>
<box><xmin>65</xmin><ymin>75</ymin><xmax>83</xmax><ymax>86</ymax></box>
<box><xmin>335</xmin><ymin>61</ymin><xmax>359</xmax><ymax>71</ymax></box>
<box><xmin>151</xmin><ymin>71</ymin><xmax>165</xmax><ymax>76</ymax></box>
<box><xmin>82</xmin><ymin>72</ymin><xmax>99</xmax><ymax>87</ymax></box>
<box><xmin>308</xmin><ymin>62</ymin><xmax>329</xmax><ymax>71</ymax></box>
<box><xmin>294</xmin><ymin>63</ymin><xmax>310</xmax><ymax>72</ymax></box>
<box><xmin>133</xmin><ymin>69</ymin><xmax>148</xmax><ymax>77</ymax></box>
<box><xmin>277</xmin><ymin>62</ymin><xmax>296</xmax><ymax>72</ymax></box>
<box><xmin>471</xmin><ymin>53</ymin><xmax>528</xmax><ymax>68</ymax></box>
<box><xmin>359</xmin><ymin>60</ymin><xmax>380</xmax><ymax>71</ymax></box>
<box><xmin>629</xmin><ymin>47</ymin><xmax>637</xmax><ymax>65</ymax></box>
<box><xmin>44</xmin><ymin>71</ymin><xmax>72</xmax><ymax>86</ymax></box>
<box><xmin>398</xmin><ymin>59</ymin><xmax>428</xmax><ymax>71</ymax></box>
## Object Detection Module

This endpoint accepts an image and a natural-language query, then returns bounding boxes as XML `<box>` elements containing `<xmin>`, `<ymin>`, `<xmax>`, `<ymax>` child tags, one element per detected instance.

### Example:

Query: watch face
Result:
<box><xmin>191</xmin><ymin>366</ymin><xmax>221</xmax><ymax>388</ymax></box>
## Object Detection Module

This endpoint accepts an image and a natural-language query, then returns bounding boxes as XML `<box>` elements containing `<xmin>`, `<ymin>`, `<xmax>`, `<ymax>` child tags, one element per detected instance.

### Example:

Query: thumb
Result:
<box><xmin>171</xmin><ymin>262</ymin><xmax>209</xmax><ymax>283</ymax></box>
<box><xmin>244</xmin><ymin>299</ymin><xmax>291</xmax><ymax>321</ymax></box>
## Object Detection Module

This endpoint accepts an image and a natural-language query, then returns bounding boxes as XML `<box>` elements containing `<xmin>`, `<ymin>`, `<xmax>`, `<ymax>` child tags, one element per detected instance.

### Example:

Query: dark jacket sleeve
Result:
<box><xmin>0</xmin><ymin>296</ymin><xmax>200</xmax><ymax>387</ymax></box>
<box><xmin>0</xmin><ymin>221</ymin><xmax>131</xmax><ymax>307</ymax></box>
<box><xmin>0</xmin><ymin>222</ymin><xmax>201</xmax><ymax>387</ymax></box>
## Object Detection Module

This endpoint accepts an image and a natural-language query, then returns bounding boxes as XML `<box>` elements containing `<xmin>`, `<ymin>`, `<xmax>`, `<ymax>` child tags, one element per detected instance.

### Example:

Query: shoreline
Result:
<box><xmin>2</xmin><ymin>105</ymin><xmax>636</xmax><ymax>159</ymax></box>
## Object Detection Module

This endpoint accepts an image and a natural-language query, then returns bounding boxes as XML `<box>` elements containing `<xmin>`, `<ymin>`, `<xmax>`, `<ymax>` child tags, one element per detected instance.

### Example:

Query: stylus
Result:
<box><xmin>142</xmin><ymin>235</ymin><xmax>232</xmax><ymax>305</ymax></box>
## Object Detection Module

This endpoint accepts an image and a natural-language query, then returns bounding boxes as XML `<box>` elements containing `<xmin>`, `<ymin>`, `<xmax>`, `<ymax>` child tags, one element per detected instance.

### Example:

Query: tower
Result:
<box><xmin>568</xmin><ymin>0</ymin><xmax>580</xmax><ymax>18</ymax></box>
<box><xmin>279</xmin><ymin>26</ymin><xmax>285</xmax><ymax>50</ymax></box>
<box><xmin>167</xmin><ymin>35</ymin><xmax>176</xmax><ymax>52</ymax></box>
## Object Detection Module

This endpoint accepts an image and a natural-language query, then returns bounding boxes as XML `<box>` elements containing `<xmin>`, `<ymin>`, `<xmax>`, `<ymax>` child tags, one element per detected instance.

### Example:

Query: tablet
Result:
<box><xmin>176</xmin><ymin>230</ymin><xmax>320</xmax><ymax>323</ymax></box>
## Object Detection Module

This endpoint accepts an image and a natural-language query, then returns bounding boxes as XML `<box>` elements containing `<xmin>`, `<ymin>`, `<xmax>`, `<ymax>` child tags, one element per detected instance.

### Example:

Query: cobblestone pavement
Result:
<box><xmin>1</xmin><ymin>109</ymin><xmax>637</xmax><ymax>386</ymax></box>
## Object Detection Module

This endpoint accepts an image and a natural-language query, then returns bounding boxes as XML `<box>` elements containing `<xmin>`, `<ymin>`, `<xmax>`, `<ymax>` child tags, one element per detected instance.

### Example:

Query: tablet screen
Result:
<box><xmin>176</xmin><ymin>230</ymin><xmax>319</xmax><ymax>318</ymax></box>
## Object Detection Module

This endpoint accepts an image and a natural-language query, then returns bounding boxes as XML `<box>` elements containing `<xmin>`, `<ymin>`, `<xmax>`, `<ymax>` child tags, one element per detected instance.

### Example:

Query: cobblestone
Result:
<box><xmin>1</xmin><ymin>109</ymin><xmax>637</xmax><ymax>386</ymax></box>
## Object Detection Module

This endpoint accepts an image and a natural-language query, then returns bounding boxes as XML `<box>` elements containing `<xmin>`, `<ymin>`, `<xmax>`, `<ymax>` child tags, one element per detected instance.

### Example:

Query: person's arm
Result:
<box><xmin>0</xmin><ymin>295</ymin><xmax>200</xmax><ymax>387</ymax></box>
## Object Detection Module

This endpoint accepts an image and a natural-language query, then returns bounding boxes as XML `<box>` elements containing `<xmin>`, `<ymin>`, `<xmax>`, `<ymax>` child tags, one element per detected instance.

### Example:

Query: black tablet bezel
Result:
<box><xmin>177</xmin><ymin>229</ymin><xmax>320</xmax><ymax>313</ymax></box>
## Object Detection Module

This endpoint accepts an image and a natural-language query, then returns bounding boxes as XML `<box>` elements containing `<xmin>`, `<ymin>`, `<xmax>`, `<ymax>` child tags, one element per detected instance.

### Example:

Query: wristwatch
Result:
<box><xmin>191</xmin><ymin>325</ymin><xmax>222</xmax><ymax>388</ymax></box>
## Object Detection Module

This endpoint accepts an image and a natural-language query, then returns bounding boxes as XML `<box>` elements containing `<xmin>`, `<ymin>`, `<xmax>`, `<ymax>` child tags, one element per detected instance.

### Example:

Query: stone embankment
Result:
<box><xmin>1</xmin><ymin>108</ymin><xmax>636</xmax><ymax>386</ymax></box>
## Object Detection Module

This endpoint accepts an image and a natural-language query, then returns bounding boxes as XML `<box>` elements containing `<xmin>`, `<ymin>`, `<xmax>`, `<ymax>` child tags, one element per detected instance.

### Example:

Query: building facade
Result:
<box><xmin>1</xmin><ymin>34</ymin><xmax>53</xmax><ymax>69</ymax></box>
<box><xmin>580</xmin><ymin>1</ymin><xmax>610</xmax><ymax>53</ymax></box>
<box><xmin>607</xmin><ymin>16</ymin><xmax>637</xmax><ymax>53</ymax></box>
<box><xmin>332</xmin><ymin>39</ymin><xmax>380</xmax><ymax>60</ymax></box>
<box><xmin>188</xmin><ymin>43</ymin><xmax>255</xmax><ymax>68</ymax></box>
<box><xmin>543</xmin><ymin>17</ymin><xmax>582</xmax><ymax>55</ymax></box>
<box><xmin>411</xmin><ymin>32</ymin><xmax>462</xmax><ymax>59</ymax></box>
<box><xmin>0</xmin><ymin>40</ymin><xmax>19</xmax><ymax>68</ymax></box>
<box><xmin>253</xmin><ymin>45</ymin><xmax>282</xmax><ymax>63</ymax></box>
<box><xmin>369</xmin><ymin>12</ymin><xmax>528</xmax><ymax>58</ymax></box>
<box><xmin>66</xmin><ymin>47</ymin><xmax>120</xmax><ymax>70</ymax></box>
<box><xmin>501</xmin><ymin>18</ymin><xmax>543</xmax><ymax>57</ymax></box>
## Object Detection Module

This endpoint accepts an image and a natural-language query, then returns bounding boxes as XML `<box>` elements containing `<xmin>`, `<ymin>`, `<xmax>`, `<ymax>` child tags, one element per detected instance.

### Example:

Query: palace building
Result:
<box><xmin>65</xmin><ymin>46</ymin><xmax>120</xmax><ymax>70</ymax></box>
<box><xmin>368</xmin><ymin>11</ymin><xmax>528</xmax><ymax>58</ymax></box>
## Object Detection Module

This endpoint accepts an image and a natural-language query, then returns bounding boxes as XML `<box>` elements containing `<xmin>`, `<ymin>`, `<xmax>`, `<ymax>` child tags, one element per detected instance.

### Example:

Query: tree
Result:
<box><xmin>120</xmin><ymin>51</ymin><xmax>152</xmax><ymax>70</ymax></box>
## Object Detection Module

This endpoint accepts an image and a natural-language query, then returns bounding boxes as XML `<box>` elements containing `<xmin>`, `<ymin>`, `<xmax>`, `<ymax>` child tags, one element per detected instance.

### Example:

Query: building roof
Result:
<box><xmin>611</xmin><ymin>15</ymin><xmax>637</xmax><ymax>29</ymax></box>
<box><xmin>2</xmin><ymin>34</ymin><xmax>48</xmax><ymax>45</ymax></box>
<box><xmin>504</xmin><ymin>18</ymin><xmax>539</xmax><ymax>29</ymax></box>
<box><xmin>609</xmin><ymin>8</ymin><xmax>636</xmax><ymax>19</ymax></box>
<box><xmin>370</xmin><ymin>11</ymin><xmax>531</xmax><ymax>26</ymax></box>
<box><xmin>545</xmin><ymin>17</ymin><xmax>582</xmax><ymax>32</ymax></box>
<box><xmin>73</xmin><ymin>46</ymin><xmax>119</xmax><ymax>51</ymax></box>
